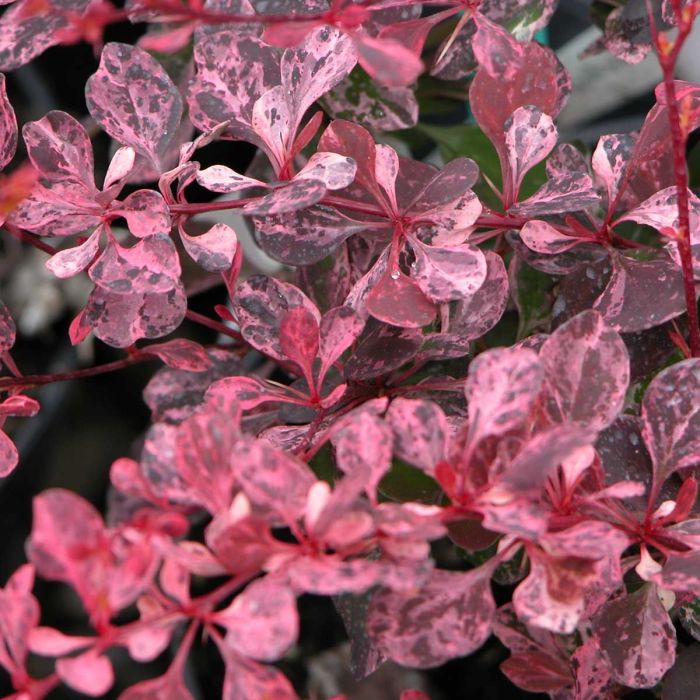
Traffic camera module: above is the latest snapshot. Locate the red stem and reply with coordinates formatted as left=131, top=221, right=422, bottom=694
left=0, top=355, right=150, bottom=390
left=184, top=309, right=243, bottom=341
left=650, top=2, right=700, bottom=356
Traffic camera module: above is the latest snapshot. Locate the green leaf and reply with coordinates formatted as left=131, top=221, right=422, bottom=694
left=379, top=458, right=442, bottom=504
left=509, top=255, right=556, bottom=339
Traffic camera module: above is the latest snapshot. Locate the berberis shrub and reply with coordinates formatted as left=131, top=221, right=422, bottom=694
left=0, top=0, right=699, bottom=697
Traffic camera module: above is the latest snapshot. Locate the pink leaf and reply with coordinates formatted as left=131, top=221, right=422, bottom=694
left=592, top=251, right=686, bottom=333
left=409, top=240, right=487, bottom=303
left=195, top=164, right=265, bottom=193
left=642, top=358, right=700, bottom=484
left=233, top=436, right=316, bottom=524
left=592, top=133, right=635, bottom=214
left=103, top=146, right=136, bottom=190
left=464, top=346, right=544, bottom=443
left=594, top=585, right=676, bottom=688
left=0, top=300, right=16, bottom=354
left=354, top=34, right=423, bottom=87
left=86, top=43, right=183, bottom=170
left=242, top=178, right=326, bottom=216
left=0, top=0, right=91, bottom=71
left=520, top=219, right=582, bottom=254
left=234, top=275, right=320, bottom=362
left=654, top=552, right=700, bottom=594
left=0, top=73, right=17, bottom=169
left=28, top=627, right=92, bottom=656
left=495, top=426, right=594, bottom=498
left=318, top=306, right=364, bottom=384
left=89, top=236, right=180, bottom=296
left=56, top=651, right=114, bottom=697
left=46, top=229, right=101, bottom=278
left=282, top=27, right=357, bottom=130
left=118, top=190, right=172, bottom=238
left=253, top=204, right=365, bottom=265
left=142, top=339, right=212, bottom=372
left=539, top=309, right=630, bottom=431
left=510, top=171, right=599, bottom=217
left=504, top=106, right=557, bottom=196
left=188, top=32, right=279, bottom=140
left=295, top=151, right=357, bottom=191
left=500, top=651, right=573, bottom=693
left=470, top=41, right=570, bottom=161
left=217, top=579, right=298, bottom=662
left=368, top=567, right=495, bottom=668
left=279, top=306, right=320, bottom=383
left=118, top=662, right=194, bottom=700
left=222, top=652, right=299, bottom=700
left=471, top=14, right=526, bottom=81
left=0, top=564, right=39, bottom=675
left=22, top=111, right=96, bottom=192
left=84, top=284, right=187, bottom=348
left=385, top=398, right=448, bottom=475
left=180, top=222, right=238, bottom=272
left=366, top=270, right=436, bottom=328
left=0, top=433, right=16, bottom=477
left=332, top=412, right=393, bottom=503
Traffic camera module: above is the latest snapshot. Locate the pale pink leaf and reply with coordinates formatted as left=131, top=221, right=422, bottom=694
left=180, top=222, right=238, bottom=272
left=594, top=585, right=676, bottom=688
left=28, top=628, right=92, bottom=656
left=592, top=133, right=635, bottom=213
left=386, top=398, right=448, bottom=475
left=118, top=663, right=194, bottom=700
left=86, top=43, right=183, bottom=170
left=504, top=105, right=557, bottom=196
left=539, top=309, right=630, bottom=431
left=367, top=567, right=495, bottom=668
left=196, top=164, right=266, bottom=193
left=56, top=651, right=114, bottom=697
left=217, top=579, right=298, bottom=662
left=520, top=219, right=582, bottom=254
left=103, top=146, right=136, bottom=190
left=295, top=151, right=357, bottom=191
left=242, top=178, right=326, bottom=216
left=0, top=563, right=39, bottom=674
left=465, top=346, right=544, bottom=442
left=510, top=172, right=600, bottom=217
left=641, top=358, right=700, bottom=484
left=46, top=229, right=101, bottom=279
left=0, top=73, right=16, bottom=169
left=142, top=339, right=212, bottom=372
left=374, top=144, right=399, bottom=212
left=617, top=186, right=700, bottom=234
left=410, top=240, right=487, bottom=303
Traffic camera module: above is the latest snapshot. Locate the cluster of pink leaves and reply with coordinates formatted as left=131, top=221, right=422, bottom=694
left=0, top=0, right=699, bottom=698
